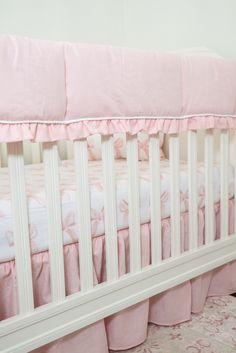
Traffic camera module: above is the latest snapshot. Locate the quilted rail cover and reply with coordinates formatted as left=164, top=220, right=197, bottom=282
left=0, top=35, right=236, bottom=142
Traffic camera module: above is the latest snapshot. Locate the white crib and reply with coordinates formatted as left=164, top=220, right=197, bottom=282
left=0, top=128, right=236, bottom=353
left=1, top=34, right=236, bottom=353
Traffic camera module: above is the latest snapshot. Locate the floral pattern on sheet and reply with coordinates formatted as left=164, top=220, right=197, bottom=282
left=0, top=158, right=234, bottom=262
left=111, top=296, right=236, bottom=353
left=86, top=132, right=166, bottom=160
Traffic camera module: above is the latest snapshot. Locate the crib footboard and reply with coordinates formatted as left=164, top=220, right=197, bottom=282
left=1, top=129, right=236, bottom=353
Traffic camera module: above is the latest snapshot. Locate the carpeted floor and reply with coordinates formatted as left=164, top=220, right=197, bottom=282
left=111, top=295, right=236, bottom=353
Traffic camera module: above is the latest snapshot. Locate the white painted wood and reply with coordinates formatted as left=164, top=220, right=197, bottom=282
left=7, top=142, right=34, bottom=314
left=126, top=134, right=141, bottom=272
left=1, top=234, right=236, bottom=353
left=31, top=143, right=41, bottom=164
left=22, top=141, right=41, bottom=165
left=169, top=134, right=181, bottom=257
left=23, top=140, right=32, bottom=164
left=0, top=143, right=3, bottom=167
left=220, top=129, right=229, bottom=239
left=101, top=135, right=119, bottom=281
left=2, top=128, right=236, bottom=353
left=234, top=131, right=236, bottom=237
left=66, top=140, right=74, bottom=159
left=43, top=143, right=65, bottom=302
left=57, top=141, right=66, bottom=160
left=0, top=142, right=7, bottom=167
left=74, top=140, right=93, bottom=291
left=188, top=131, right=198, bottom=250
left=204, top=130, right=214, bottom=244
left=149, top=134, right=162, bottom=264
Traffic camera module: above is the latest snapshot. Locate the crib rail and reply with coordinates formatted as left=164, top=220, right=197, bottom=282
left=220, top=130, right=229, bottom=239
left=205, top=130, right=214, bottom=244
left=101, top=135, right=119, bottom=281
left=74, top=140, right=94, bottom=291
left=7, top=142, right=34, bottom=314
left=43, top=142, right=65, bottom=301
left=1, top=129, right=236, bottom=353
left=149, top=134, right=162, bottom=264
left=127, top=134, right=142, bottom=272
left=188, top=131, right=198, bottom=250
left=169, top=134, right=181, bottom=257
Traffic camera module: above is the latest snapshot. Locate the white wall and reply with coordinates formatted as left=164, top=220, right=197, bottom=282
left=123, top=0, right=236, bottom=58
left=0, top=0, right=236, bottom=57
left=0, top=0, right=124, bottom=45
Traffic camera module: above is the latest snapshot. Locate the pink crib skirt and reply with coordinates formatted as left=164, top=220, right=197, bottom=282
left=1, top=201, right=236, bottom=353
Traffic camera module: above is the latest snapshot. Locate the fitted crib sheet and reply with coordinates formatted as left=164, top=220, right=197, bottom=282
left=0, top=159, right=234, bottom=263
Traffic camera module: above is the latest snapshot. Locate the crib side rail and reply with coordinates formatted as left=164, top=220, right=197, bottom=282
left=1, top=129, right=236, bottom=353
left=7, top=142, right=34, bottom=314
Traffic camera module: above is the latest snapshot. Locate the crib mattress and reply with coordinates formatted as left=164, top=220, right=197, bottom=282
left=0, top=159, right=234, bottom=263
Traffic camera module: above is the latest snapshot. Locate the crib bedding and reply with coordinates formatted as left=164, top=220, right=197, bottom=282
left=1, top=36, right=236, bottom=353
left=0, top=158, right=234, bottom=263
left=1, top=36, right=236, bottom=142
left=1, top=201, right=236, bottom=352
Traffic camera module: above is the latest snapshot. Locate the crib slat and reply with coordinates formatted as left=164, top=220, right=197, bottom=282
left=169, top=134, right=181, bottom=257
left=31, top=143, right=41, bottom=164
left=23, top=141, right=32, bottom=164
left=0, top=142, right=7, bottom=167
left=7, top=142, right=34, bottom=313
left=66, top=141, right=74, bottom=159
left=220, top=129, right=229, bottom=239
left=188, top=131, right=198, bottom=250
left=57, top=141, right=66, bottom=160
left=234, top=131, right=236, bottom=236
left=74, top=140, right=94, bottom=291
left=43, top=143, right=65, bottom=301
left=149, top=134, right=162, bottom=264
left=101, top=135, right=119, bottom=281
left=126, top=135, right=141, bottom=272
left=204, top=130, right=214, bottom=244
left=22, top=141, right=41, bottom=165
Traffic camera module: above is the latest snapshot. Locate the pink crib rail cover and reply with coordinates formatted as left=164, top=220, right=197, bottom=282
left=1, top=35, right=236, bottom=142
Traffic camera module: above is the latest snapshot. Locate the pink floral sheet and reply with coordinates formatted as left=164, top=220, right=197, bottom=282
left=0, top=158, right=234, bottom=263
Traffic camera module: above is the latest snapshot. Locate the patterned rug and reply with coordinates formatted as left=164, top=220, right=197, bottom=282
left=111, top=296, right=236, bottom=353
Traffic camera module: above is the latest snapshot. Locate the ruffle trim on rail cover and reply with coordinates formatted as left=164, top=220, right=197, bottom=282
left=1, top=114, right=236, bottom=143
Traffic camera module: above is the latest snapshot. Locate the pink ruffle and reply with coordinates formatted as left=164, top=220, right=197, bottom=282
left=1, top=115, right=236, bottom=143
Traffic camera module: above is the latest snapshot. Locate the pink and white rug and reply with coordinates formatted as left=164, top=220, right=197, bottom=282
left=111, top=296, right=236, bottom=353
